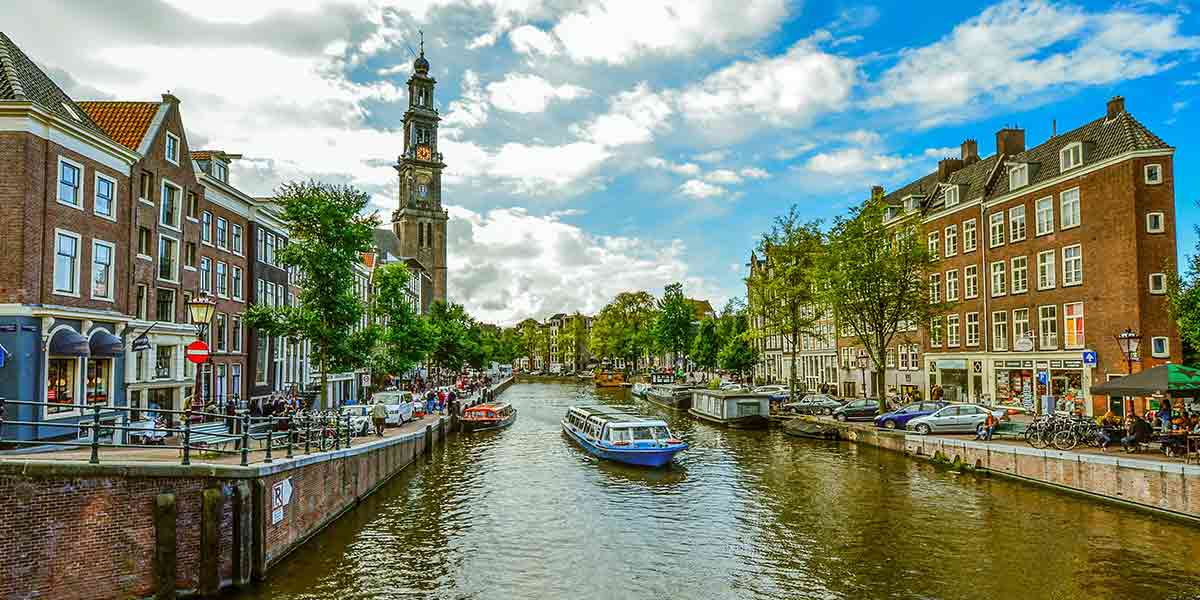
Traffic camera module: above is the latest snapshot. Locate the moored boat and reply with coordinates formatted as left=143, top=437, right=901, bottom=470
left=783, top=418, right=840, bottom=440
left=631, top=382, right=652, bottom=397
left=644, top=384, right=694, bottom=410
left=593, top=370, right=627, bottom=388
left=460, top=402, right=517, bottom=432
left=689, top=389, right=769, bottom=429
left=561, top=405, right=687, bottom=467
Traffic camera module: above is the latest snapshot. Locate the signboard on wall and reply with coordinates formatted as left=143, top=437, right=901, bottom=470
left=1014, top=336, right=1035, bottom=352
left=271, top=478, right=293, bottom=525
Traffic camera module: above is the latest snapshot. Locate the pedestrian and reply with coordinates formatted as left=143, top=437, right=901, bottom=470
left=371, top=402, right=387, bottom=437
left=447, top=389, right=457, bottom=415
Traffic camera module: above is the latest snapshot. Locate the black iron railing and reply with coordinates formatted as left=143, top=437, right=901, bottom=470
left=0, top=398, right=354, bottom=466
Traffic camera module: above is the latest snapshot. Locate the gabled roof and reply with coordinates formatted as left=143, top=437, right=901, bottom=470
left=0, top=31, right=108, bottom=138
left=76, top=101, right=160, bottom=150
left=688, top=299, right=715, bottom=320
left=191, top=150, right=242, bottom=162
left=373, top=227, right=401, bottom=260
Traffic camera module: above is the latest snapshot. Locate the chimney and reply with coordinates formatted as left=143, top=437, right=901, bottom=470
left=995, top=127, right=1025, bottom=156
left=870, top=185, right=885, bottom=201
left=161, top=92, right=180, bottom=105
left=1107, top=95, right=1125, bottom=119
left=937, top=157, right=965, bottom=181
left=960, top=139, right=979, bottom=164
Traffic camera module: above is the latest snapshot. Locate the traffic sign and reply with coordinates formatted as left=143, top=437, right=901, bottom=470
left=1037, top=371, right=1049, bottom=385
left=1082, top=350, right=1097, bottom=366
left=185, top=340, right=210, bottom=364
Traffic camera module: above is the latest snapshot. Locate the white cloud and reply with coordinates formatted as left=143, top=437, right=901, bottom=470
left=740, top=167, right=770, bottom=179
left=508, top=24, right=559, bottom=56
left=441, top=139, right=611, bottom=194
left=486, top=73, right=590, bottom=113
left=442, top=69, right=489, bottom=133
left=678, top=179, right=725, bottom=199
left=693, top=150, right=728, bottom=163
left=572, top=83, right=674, bottom=148
left=803, top=148, right=910, bottom=176
left=645, top=157, right=701, bottom=176
left=705, top=169, right=743, bottom=184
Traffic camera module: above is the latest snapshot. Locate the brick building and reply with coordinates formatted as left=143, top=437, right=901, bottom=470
left=247, top=205, right=290, bottom=404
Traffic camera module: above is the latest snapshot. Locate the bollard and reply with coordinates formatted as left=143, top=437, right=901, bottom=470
left=240, top=412, right=251, bottom=466
left=424, top=424, right=433, bottom=456
left=304, top=413, right=312, bottom=454
left=182, top=409, right=192, bottom=466
left=286, top=417, right=294, bottom=459
left=89, top=402, right=102, bottom=464
left=264, top=415, right=274, bottom=463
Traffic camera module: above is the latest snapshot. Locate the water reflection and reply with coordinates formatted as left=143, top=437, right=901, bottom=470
left=234, top=382, right=1200, bottom=600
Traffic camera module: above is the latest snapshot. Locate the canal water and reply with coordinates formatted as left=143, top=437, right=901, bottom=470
left=235, top=382, right=1200, bottom=600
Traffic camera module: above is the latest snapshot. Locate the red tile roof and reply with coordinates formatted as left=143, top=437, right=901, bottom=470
left=76, top=101, right=160, bottom=150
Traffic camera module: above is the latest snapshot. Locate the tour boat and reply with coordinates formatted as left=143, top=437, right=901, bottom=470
left=593, top=370, right=627, bottom=388
left=689, top=389, right=770, bottom=429
left=561, top=406, right=687, bottom=467
left=460, top=402, right=517, bottom=432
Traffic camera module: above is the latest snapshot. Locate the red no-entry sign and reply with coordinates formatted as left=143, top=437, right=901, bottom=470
left=186, top=340, right=210, bottom=364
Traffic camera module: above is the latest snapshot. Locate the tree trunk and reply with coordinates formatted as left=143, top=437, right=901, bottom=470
left=319, top=353, right=329, bottom=411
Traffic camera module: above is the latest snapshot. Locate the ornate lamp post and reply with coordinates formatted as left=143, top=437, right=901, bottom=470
left=187, top=293, right=217, bottom=415
left=1115, top=328, right=1142, bottom=416
left=857, top=351, right=869, bottom=398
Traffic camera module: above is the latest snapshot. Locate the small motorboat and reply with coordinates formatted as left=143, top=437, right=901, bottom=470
left=594, top=370, right=627, bottom=388
left=562, top=405, right=687, bottom=467
left=460, top=402, right=517, bottom=432
left=784, top=419, right=840, bottom=441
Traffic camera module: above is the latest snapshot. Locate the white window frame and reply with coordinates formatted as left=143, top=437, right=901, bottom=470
left=232, top=317, right=243, bottom=353
left=1062, top=244, right=1083, bottom=287
left=930, top=317, right=943, bottom=347
left=216, top=217, right=228, bottom=250
left=1144, top=163, right=1163, bottom=185
left=1011, top=255, right=1028, bottom=294
left=1037, top=250, right=1056, bottom=290
left=990, top=260, right=1007, bottom=297
left=201, top=211, right=213, bottom=246
left=231, top=224, right=244, bottom=256
left=947, top=314, right=960, bottom=348
left=1038, top=305, right=1058, bottom=350
left=1151, top=336, right=1169, bottom=358
left=165, top=132, right=180, bottom=165
left=232, top=266, right=244, bottom=301
left=1146, top=212, right=1165, bottom=234
left=1013, top=308, right=1030, bottom=344
left=57, top=156, right=85, bottom=210
left=1009, top=205, right=1026, bottom=242
left=1149, top=272, right=1167, bottom=295
left=929, top=273, right=941, bottom=303
left=989, top=212, right=1005, bottom=248
left=1063, top=302, right=1084, bottom=350
left=927, top=232, right=939, bottom=258
left=216, top=261, right=229, bottom=299
left=1060, top=142, right=1083, bottom=171
left=944, top=186, right=959, bottom=207
left=1009, top=164, right=1028, bottom=189
left=160, top=179, right=182, bottom=231
left=945, top=269, right=959, bottom=301
left=1060, top=187, right=1080, bottom=230
left=1035, top=196, right=1053, bottom=236
left=90, top=239, right=116, bottom=301
left=963, top=218, right=977, bottom=252
left=52, top=228, right=82, bottom=297
left=966, top=312, right=980, bottom=346
left=992, top=311, right=1008, bottom=351
left=964, top=265, right=979, bottom=299
left=199, top=257, right=212, bottom=293
left=944, top=225, right=957, bottom=257
left=93, top=172, right=117, bottom=222
left=157, top=234, right=180, bottom=283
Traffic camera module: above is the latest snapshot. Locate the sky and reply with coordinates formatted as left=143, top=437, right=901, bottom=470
left=6, top=0, right=1200, bottom=326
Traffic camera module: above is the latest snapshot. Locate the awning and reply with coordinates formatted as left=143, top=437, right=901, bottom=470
left=48, top=328, right=89, bottom=356
left=88, top=329, right=125, bottom=357
left=1090, top=364, right=1200, bottom=397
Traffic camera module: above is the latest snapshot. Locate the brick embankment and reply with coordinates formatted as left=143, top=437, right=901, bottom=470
left=794, top=417, right=1200, bottom=523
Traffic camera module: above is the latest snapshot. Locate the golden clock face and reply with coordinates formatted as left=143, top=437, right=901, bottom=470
left=416, top=145, right=431, bottom=161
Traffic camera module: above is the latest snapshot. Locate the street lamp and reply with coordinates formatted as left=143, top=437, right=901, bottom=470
left=187, top=293, right=217, bottom=414
left=857, top=351, right=869, bottom=398
left=1115, top=327, right=1142, bottom=416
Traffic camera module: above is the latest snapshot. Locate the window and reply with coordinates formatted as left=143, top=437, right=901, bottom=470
left=257, top=278, right=266, bottom=304
left=992, top=311, right=1008, bottom=351
left=944, top=225, right=957, bottom=257
left=1009, top=164, right=1028, bottom=189
left=1151, top=336, right=1169, bottom=358
left=1037, top=250, right=1056, bottom=290
left=165, top=132, right=180, bottom=164
left=199, top=257, right=212, bottom=293
left=886, top=348, right=895, bottom=368
left=946, top=269, right=959, bottom=301
left=216, top=217, right=228, bottom=249
left=1035, top=197, right=1053, bottom=236
left=1060, top=142, right=1082, bottom=171
left=944, top=186, right=959, bottom=207
left=1145, top=163, right=1163, bottom=185
left=1009, top=205, right=1026, bottom=241
left=966, top=313, right=979, bottom=346
left=1011, top=256, right=1028, bottom=294
left=47, top=356, right=78, bottom=414
left=136, top=284, right=148, bottom=319
left=1013, top=308, right=1030, bottom=345
left=231, top=364, right=241, bottom=401
left=216, top=261, right=228, bottom=297
left=91, top=240, right=115, bottom=300
left=201, top=211, right=212, bottom=245
left=138, top=227, right=151, bottom=257
left=1149, top=272, right=1167, bottom=295
left=927, top=232, right=939, bottom=258
left=965, top=265, right=978, bottom=298
left=930, top=317, right=943, bottom=346
left=231, top=224, right=243, bottom=254
left=94, top=174, right=116, bottom=220
left=187, top=191, right=199, bottom=220
left=256, top=335, right=269, bottom=384
left=1064, top=302, right=1084, bottom=349
left=1146, top=212, right=1165, bottom=234
left=215, top=313, right=227, bottom=352
left=929, top=273, right=941, bottom=303
left=53, top=230, right=80, bottom=296
left=155, top=344, right=174, bottom=379
left=1060, top=188, right=1080, bottom=229
left=265, top=233, right=276, bottom=265
left=1062, top=245, right=1082, bottom=286
left=265, top=282, right=275, bottom=308
left=214, top=161, right=228, bottom=182
left=990, top=261, right=1006, bottom=296
left=139, top=170, right=152, bottom=202
left=1038, top=305, right=1058, bottom=349
left=257, top=228, right=266, bottom=260
left=232, top=317, right=243, bottom=353
left=184, top=242, right=197, bottom=269
left=156, top=288, right=176, bottom=323
left=86, top=356, right=112, bottom=405
left=160, top=181, right=181, bottom=229
left=947, top=315, right=960, bottom=347
left=989, top=212, right=1005, bottom=247
left=963, top=219, right=977, bottom=252
left=158, top=236, right=179, bottom=282
left=232, top=266, right=243, bottom=301
left=57, top=157, right=82, bottom=208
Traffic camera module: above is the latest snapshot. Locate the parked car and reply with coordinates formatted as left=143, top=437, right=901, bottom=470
left=753, top=385, right=788, bottom=395
left=783, top=394, right=843, bottom=415
left=719, top=381, right=746, bottom=391
left=874, top=401, right=949, bottom=430
left=906, top=403, right=1004, bottom=434
left=339, top=405, right=375, bottom=436
left=833, top=398, right=880, bottom=421
left=369, top=391, right=416, bottom=426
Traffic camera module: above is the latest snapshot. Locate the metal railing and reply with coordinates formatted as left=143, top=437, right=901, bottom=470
left=0, top=398, right=355, bottom=466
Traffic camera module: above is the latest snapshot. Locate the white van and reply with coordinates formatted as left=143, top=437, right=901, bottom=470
left=370, top=390, right=415, bottom=426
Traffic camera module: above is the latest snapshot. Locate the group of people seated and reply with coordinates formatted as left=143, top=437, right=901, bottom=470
left=1096, top=402, right=1200, bottom=455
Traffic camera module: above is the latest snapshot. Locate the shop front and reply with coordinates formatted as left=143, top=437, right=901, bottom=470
left=991, top=358, right=1087, bottom=415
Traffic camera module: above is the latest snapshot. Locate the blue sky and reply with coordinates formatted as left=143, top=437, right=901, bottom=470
left=6, top=0, right=1200, bottom=325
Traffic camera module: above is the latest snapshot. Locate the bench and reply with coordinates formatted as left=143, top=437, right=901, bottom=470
left=188, top=422, right=238, bottom=451
left=984, top=421, right=1028, bottom=440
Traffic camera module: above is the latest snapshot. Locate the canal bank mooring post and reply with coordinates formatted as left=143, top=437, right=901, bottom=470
left=424, top=424, right=433, bottom=456
left=154, top=493, right=176, bottom=600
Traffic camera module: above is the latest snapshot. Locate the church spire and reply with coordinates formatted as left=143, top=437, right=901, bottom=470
left=413, top=30, right=430, bottom=76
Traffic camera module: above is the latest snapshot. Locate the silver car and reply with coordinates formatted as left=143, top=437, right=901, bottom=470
left=906, top=403, right=1001, bottom=434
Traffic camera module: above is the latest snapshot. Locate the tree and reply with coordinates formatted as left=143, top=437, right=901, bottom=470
left=653, top=282, right=695, bottom=367
left=243, top=181, right=379, bottom=409
left=718, top=308, right=757, bottom=383
left=749, top=206, right=824, bottom=401
left=368, top=263, right=432, bottom=386
left=1167, top=227, right=1200, bottom=364
left=426, top=300, right=474, bottom=382
left=519, top=319, right=540, bottom=370
left=822, top=188, right=943, bottom=414
left=691, top=317, right=721, bottom=374
left=590, top=291, right=657, bottom=371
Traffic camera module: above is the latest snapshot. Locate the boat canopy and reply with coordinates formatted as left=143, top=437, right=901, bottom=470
left=566, top=406, right=668, bottom=428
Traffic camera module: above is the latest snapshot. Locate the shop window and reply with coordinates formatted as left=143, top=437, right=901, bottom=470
left=86, top=357, right=112, bottom=405
left=47, top=356, right=78, bottom=415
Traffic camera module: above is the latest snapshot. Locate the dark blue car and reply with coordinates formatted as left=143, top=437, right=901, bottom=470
left=874, top=401, right=948, bottom=430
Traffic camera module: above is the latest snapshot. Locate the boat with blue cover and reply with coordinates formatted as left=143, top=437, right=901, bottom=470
left=561, top=405, right=687, bottom=467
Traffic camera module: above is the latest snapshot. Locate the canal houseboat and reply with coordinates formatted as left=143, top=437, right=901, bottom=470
left=561, top=406, right=687, bottom=467
left=460, top=403, right=517, bottom=432
left=645, top=384, right=694, bottom=411
left=632, top=372, right=674, bottom=398
left=689, top=390, right=770, bottom=429
left=594, top=370, right=627, bottom=388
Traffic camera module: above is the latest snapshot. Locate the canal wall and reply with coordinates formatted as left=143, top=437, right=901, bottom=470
left=810, top=419, right=1200, bottom=523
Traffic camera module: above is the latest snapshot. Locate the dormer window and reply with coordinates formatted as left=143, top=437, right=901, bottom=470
left=903, top=196, right=920, bottom=213
left=1009, top=164, right=1028, bottom=189
left=1060, top=142, right=1083, bottom=171
left=944, top=186, right=959, bottom=207
left=214, top=161, right=228, bottom=183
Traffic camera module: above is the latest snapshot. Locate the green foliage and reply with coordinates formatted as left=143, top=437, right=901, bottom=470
left=718, top=332, right=758, bottom=382
left=1167, top=229, right=1200, bottom=364
left=368, top=263, right=432, bottom=380
left=691, top=317, right=721, bottom=372
left=653, top=282, right=695, bottom=361
left=589, top=291, right=657, bottom=369
left=241, top=181, right=379, bottom=408
left=426, top=300, right=475, bottom=374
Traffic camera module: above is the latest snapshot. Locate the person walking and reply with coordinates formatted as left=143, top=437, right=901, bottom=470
left=371, top=402, right=387, bottom=437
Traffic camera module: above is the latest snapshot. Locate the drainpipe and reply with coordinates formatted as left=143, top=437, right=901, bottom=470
left=980, top=198, right=990, bottom=406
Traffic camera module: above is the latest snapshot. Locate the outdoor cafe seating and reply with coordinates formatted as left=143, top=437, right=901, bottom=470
left=1090, top=363, right=1200, bottom=464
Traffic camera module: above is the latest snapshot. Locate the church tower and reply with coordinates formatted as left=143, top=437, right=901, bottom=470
left=393, top=35, right=449, bottom=302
